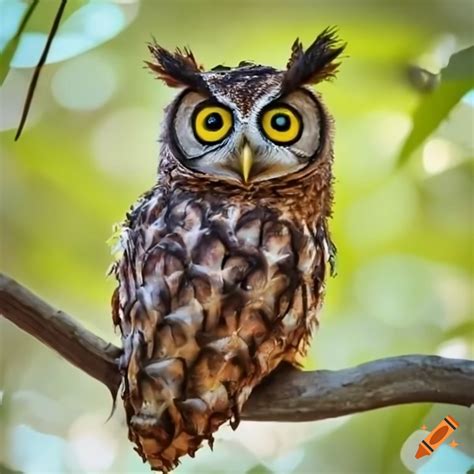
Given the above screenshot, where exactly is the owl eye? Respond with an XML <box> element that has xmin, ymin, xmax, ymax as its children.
<box><xmin>193</xmin><ymin>105</ymin><xmax>233</xmax><ymax>144</ymax></box>
<box><xmin>260</xmin><ymin>106</ymin><xmax>302</xmax><ymax>145</ymax></box>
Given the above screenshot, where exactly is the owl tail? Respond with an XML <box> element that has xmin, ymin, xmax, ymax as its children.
<box><xmin>123</xmin><ymin>324</ymin><xmax>295</xmax><ymax>472</ymax></box>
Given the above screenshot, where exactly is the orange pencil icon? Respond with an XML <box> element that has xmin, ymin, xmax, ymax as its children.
<box><xmin>415</xmin><ymin>415</ymin><xmax>459</xmax><ymax>459</ymax></box>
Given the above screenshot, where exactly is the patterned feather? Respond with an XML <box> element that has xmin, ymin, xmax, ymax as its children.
<box><xmin>113</xmin><ymin>154</ymin><xmax>333</xmax><ymax>471</ymax></box>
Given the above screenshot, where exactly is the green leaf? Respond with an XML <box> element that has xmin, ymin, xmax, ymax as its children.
<box><xmin>397</xmin><ymin>45</ymin><xmax>474</xmax><ymax>166</ymax></box>
<box><xmin>0</xmin><ymin>0</ymin><xmax>38</xmax><ymax>86</ymax></box>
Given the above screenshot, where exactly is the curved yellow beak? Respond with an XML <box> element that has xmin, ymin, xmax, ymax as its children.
<box><xmin>240</xmin><ymin>142</ymin><xmax>253</xmax><ymax>183</ymax></box>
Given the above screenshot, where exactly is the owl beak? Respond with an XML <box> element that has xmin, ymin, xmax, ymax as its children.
<box><xmin>239</xmin><ymin>142</ymin><xmax>253</xmax><ymax>183</ymax></box>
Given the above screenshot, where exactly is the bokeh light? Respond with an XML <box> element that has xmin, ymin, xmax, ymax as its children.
<box><xmin>51</xmin><ymin>53</ymin><xmax>118</xmax><ymax>111</ymax></box>
<box><xmin>10</xmin><ymin>2</ymin><xmax>139</xmax><ymax>68</ymax></box>
<box><xmin>91</xmin><ymin>107</ymin><xmax>158</xmax><ymax>182</ymax></box>
<box><xmin>422</xmin><ymin>138</ymin><xmax>458</xmax><ymax>175</ymax></box>
<box><xmin>0</xmin><ymin>0</ymin><xmax>27</xmax><ymax>51</ymax></box>
<box><xmin>10</xmin><ymin>425</ymin><xmax>66</xmax><ymax>473</ymax></box>
<box><xmin>437</xmin><ymin>338</ymin><xmax>470</xmax><ymax>359</ymax></box>
<box><xmin>67</xmin><ymin>414</ymin><xmax>118</xmax><ymax>471</ymax></box>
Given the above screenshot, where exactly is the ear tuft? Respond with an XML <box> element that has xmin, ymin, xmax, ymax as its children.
<box><xmin>286</xmin><ymin>38</ymin><xmax>304</xmax><ymax>69</ymax></box>
<box><xmin>146</xmin><ymin>41</ymin><xmax>207</xmax><ymax>90</ymax></box>
<box><xmin>282</xmin><ymin>27</ymin><xmax>346</xmax><ymax>94</ymax></box>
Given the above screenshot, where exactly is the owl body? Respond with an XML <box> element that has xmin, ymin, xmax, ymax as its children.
<box><xmin>113</xmin><ymin>30</ymin><xmax>344</xmax><ymax>472</ymax></box>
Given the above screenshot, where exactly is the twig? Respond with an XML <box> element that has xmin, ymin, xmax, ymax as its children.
<box><xmin>15</xmin><ymin>0</ymin><xmax>68</xmax><ymax>141</ymax></box>
<box><xmin>0</xmin><ymin>273</ymin><xmax>472</xmax><ymax>421</ymax></box>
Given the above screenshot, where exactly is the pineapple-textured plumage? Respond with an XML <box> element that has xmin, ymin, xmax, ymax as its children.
<box><xmin>112</xmin><ymin>28</ymin><xmax>344</xmax><ymax>472</ymax></box>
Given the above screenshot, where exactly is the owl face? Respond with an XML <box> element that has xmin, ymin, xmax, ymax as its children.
<box><xmin>148</xmin><ymin>29</ymin><xmax>344</xmax><ymax>185</ymax></box>
<box><xmin>169</xmin><ymin>84</ymin><xmax>324</xmax><ymax>183</ymax></box>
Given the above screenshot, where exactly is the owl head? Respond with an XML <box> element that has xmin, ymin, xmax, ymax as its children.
<box><xmin>147</xmin><ymin>28</ymin><xmax>345</xmax><ymax>186</ymax></box>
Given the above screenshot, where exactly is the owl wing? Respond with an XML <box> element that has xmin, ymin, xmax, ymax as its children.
<box><xmin>113</xmin><ymin>190</ymin><xmax>327</xmax><ymax>472</ymax></box>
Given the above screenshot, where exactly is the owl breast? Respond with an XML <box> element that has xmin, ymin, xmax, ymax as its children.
<box><xmin>114</xmin><ymin>186</ymin><xmax>328</xmax><ymax>472</ymax></box>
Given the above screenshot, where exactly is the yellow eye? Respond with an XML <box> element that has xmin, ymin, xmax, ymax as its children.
<box><xmin>193</xmin><ymin>105</ymin><xmax>233</xmax><ymax>144</ymax></box>
<box><xmin>261</xmin><ymin>106</ymin><xmax>302</xmax><ymax>144</ymax></box>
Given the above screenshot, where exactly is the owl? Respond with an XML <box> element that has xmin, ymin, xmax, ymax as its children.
<box><xmin>112</xmin><ymin>28</ymin><xmax>344</xmax><ymax>472</ymax></box>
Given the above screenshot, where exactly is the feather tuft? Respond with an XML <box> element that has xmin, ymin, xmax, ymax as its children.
<box><xmin>282</xmin><ymin>27</ymin><xmax>346</xmax><ymax>93</ymax></box>
<box><xmin>146</xmin><ymin>40</ymin><xmax>207</xmax><ymax>91</ymax></box>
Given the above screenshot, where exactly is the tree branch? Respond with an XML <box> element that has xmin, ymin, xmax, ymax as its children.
<box><xmin>0</xmin><ymin>273</ymin><xmax>121</xmax><ymax>398</ymax></box>
<box><xmin>1</xmin><ymin>273</ymin><xmax>472</xmax><ymax>422</ymax></box>
<box><xmin>243</xmin><ymin>356</ymin><xmax>473</xmax><ymax>421</ymax></box>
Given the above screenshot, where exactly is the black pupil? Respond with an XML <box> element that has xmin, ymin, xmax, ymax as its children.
<box><xmin>205</xmin><ymin>112</ymin><xmax>223</xmax><ymax>131</ymax></box>
<box><xmin>271</xmin><ymin>113</ymin><xmax>291</xmax><ymax>131</ymax></box>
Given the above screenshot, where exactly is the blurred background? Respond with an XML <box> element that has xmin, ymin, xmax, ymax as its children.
<box><xmin>0</xmin><ymin>0</ymin><xmax>473</xmax><ymax>473</ymax></box>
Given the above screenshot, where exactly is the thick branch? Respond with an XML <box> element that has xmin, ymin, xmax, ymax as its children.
<box><xmin>243</xmin><ymin>356</ymin><xmax>473</xmax><ymax>421</ymax></box>
<box><xmin>0</xmin><ymin>273</ymin><xmax>121</xmax><ymax>397</ymax></box>
<box><xmin>1</xmin><ymin>273</ymin><xmax>473</xmax><ymax>421</ymax></box>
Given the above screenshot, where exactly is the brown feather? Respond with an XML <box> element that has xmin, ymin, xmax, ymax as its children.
<box><xmin>146</xmin><ymin>41</ymin><xmax>207</xmax><ymax>91</ymax></box>
<box><xmin>282</xmin><ymin>27</ymin><xmax>346</xmax><ymax>94</ymax></box>
<box><xmin>113</xmin><ymin>151</ymin><xmax>333</xmax><ymax>471</ymax></box>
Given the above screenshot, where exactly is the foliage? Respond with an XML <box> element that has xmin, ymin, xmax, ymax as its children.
<box><xmin>398</xmin><ymin>46</ymin><xmax>474</xmax><ymax>165</ymax></box>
